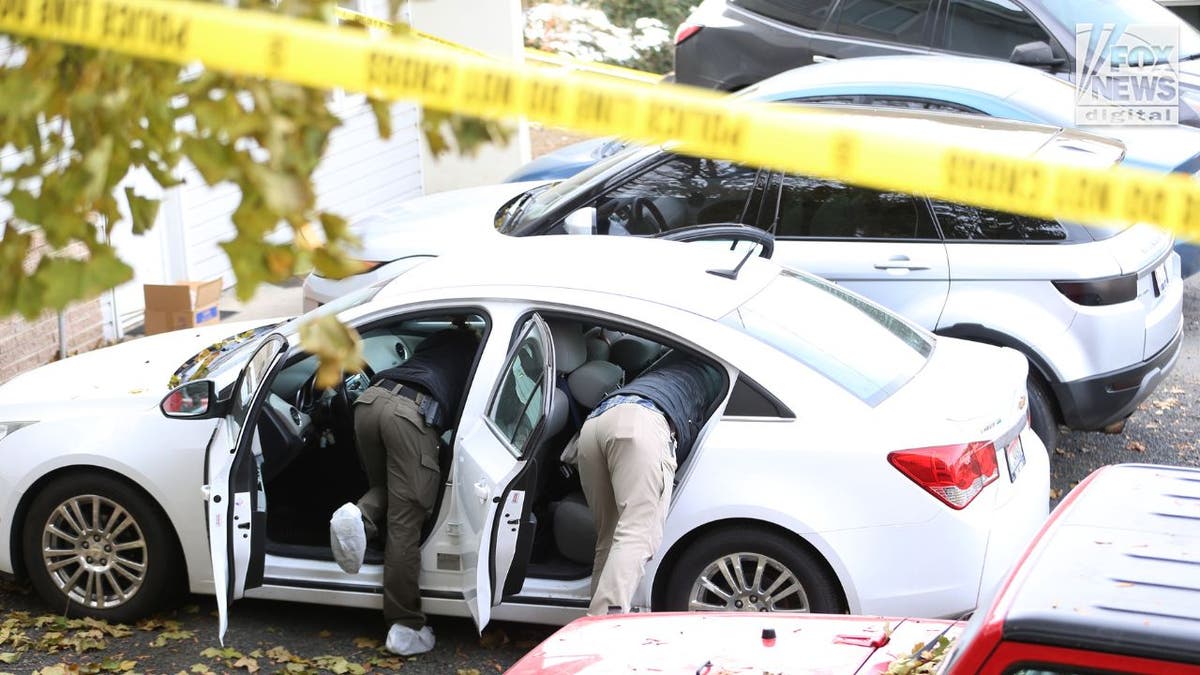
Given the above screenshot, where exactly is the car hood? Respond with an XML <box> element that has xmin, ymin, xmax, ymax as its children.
<box><xmin>351</xmin><ymin>181</ymin><xmax>546</xmax><ymax>261</ymax></box>
<box><xmin>0</xmin><ymin>319</ymin><xmax>279</xmax><ymax>414</ymax></box>
<box><xmin>506</xmin><ymin>613</ymin><xmax>961</xmax><ymax>674</ymax></box>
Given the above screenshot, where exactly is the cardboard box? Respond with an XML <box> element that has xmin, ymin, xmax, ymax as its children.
<box><xmin>143</xmin><ymin>279</ymin><xmax>222</xmax><ymax>335</ymax></box>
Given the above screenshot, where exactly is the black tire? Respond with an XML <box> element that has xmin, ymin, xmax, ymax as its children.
<box><xmin>1027</xmin><ymin>374</ymin><xmax>1059</xmax><ymax>454</ymax></box>
<box><xmin>664</xmin><ymin>527</ymin><xmax>844</xmax><ymax>614</ymax></box>
<box><xmin>22</xmin><ymin>473</ymin><xmax>182</xmax><ymax>622</ymax></box>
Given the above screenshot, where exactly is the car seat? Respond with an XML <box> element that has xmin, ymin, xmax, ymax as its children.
<box><xmin>609</xmin><ymin>335</ymin><xmax>662</xmax><ymax>378</ymax></box>
<box><xmin>548</xmin><ymin>358</ymin><xmax>625</xmax><ymax>567</ymax></box>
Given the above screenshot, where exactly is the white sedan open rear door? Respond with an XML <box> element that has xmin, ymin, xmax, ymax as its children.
<box><xmin>204</xmin><ymin>335</ymin><xmax>286</xmax><ymax>643</ymax></box>
<box><xmin>453</xmin><ymin>314</ymin><xmax>555</xmax><ymax>630</ymax></box>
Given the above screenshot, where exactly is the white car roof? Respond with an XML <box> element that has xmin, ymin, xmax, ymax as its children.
<box><xmin>372</xmin><ymin>235</ymin><xmax>780</xmax><ymax>320</ymax></box>
<box><xmin>742</xmin><ymin>54</ymin><xmax>1050</xmax><ymax>100</ymax></box>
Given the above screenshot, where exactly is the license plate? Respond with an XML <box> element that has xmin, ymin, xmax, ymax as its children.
<box><xmin>1005</xmin><ymin>437</ymin><xmax>1026</xmax><ymax>483</ymax></box>
<box><xmin>1153</xmin><ymin>262</ymin><xmax>1170</xmax><ymax>296</ymax></box>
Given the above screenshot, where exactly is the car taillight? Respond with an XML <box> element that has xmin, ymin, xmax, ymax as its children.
<box><xmin>1051</xmin><ymin>274</ymin><xmax>1136</xmax><ymax>306</ymax></box>
<box><xmin>889</xmin><ymin>441</ymin><xmax>999</xmax><ymax>510</ymax></box>
<box><xmin>675</xmin><ymin>23</ymin><xmax>702</xmax><ymax>45</ymax></box>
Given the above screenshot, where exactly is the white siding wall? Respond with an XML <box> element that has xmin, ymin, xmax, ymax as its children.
<box><xmin>177</xmin><ymin>100</ymin><xmax>423</xmax><ymax>288</ymax></box>
<box><xmin>102</xmin><ymin>99</ymin><xmax>423</xmax><ymax>331</ymax></box>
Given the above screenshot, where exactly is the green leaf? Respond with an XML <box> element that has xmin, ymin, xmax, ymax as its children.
<box><xmin>0</xmin><ymin>653</ymin><xmax>19</xmax><ymax>664</ymax></box>
<box><xmin>124</xmin><ymin>188</ymin><xmax>162</xmax><ymax>234</ymax></box>
<box><xmin>8</xmin><ymin>189</ymin><xmax>41</xmax><ymax>225</ymax></box>
<box><xmin>79</xmin><ymin>135</ymin><xmax>115</xmax><ymax>203</ymax></box>
<box><xmin>369</xmin><ymin>98</ymin><xmax>392</xmax><ymax>139</ymax></box>
<box><xmin>299</xmin><ymin>315</ymin><xmax>365</xmax><ymax>389</ymax></box>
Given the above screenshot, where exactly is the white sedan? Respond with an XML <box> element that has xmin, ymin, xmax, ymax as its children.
<box><xmin>0</xmin><ymin>237</ymin><xmax>1048</xmax><ymax>639</ymax></box>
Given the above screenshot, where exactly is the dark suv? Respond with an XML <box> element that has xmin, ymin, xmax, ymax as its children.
<box><xmin>674</xmin><ymin>0</ymin><xmax>1200</xmax><ymax>94</ymax></box>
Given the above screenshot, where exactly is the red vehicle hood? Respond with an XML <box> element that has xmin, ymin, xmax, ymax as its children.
<box><xmin>506</xmin><ymin>613</ymin><xmax>961</xmax><ymax>674</ymax></box>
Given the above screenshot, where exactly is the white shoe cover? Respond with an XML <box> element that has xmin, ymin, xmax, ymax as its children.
<box><xmin>329</xmin><ymin>502</ymin><xmax>366</xmax><ymax>574</ymax></box>
<box><xmin>385</xmin><ymin>623</ymin><xmax>435</xmax><ymax>656</ymax></box>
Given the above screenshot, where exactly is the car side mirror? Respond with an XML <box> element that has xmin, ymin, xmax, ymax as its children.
<box><xmin>563</xmin><ymin>207</ymin><xmax>597</xmax><ymax>236</ymax></box>
<box><xmin>160</xmin><ymin>380</ymin><xmax>221</xmax><ymax>419</ymax></box>
<box><xmin>1010</xmin><ymin>41</ymin><xmax>1065</xmax><ymax>70</ymax></box>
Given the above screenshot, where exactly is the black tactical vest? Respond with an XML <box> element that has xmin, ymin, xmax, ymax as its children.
<box><xmin>373</xmin><ymin>328</ymin><xmax>479</xmax><ymax>417</ymax></box>
<box><xmin>611</xmin><ymin>355</ymin><xmax>722</xmax><ymax>460</ymax></box>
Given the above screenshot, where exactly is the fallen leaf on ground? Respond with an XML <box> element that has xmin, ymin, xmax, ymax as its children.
<box><xmin>1049</xmin><ymin>488</ymin><xmax>1062</xmax><ymax>500</ymax></box>
<box><xmin>318</xmin><ymin>630</ymin><xmax>332</xmax><ymax>639</ymax></box>
<box><xmin>1126</xmin><ymin>440</ymin><xmax>1147</xmax><ymax>453</ymax></box>
<box><xmin>479</xmin><ymin>627</ymin><xmax>509</xmax><ymax>649</ymax></box>
<box><xmin>231</xmin><ymin>656</ymin><xmax>259</xmax><ymax>673</ymax></box>
<box><xmin>352</xmin><ymin>636</ymin><xmax>379</xmax><ymax>650</ymax></box>
<box><xmin>149</xmin><ymin>630</ymin><xmax>194</xmax><ymax>647</ymax></box>
<box><xmin>265</xmin><ymin>646</ymin><xmax>299</xmax><ymax>663</ymax></box>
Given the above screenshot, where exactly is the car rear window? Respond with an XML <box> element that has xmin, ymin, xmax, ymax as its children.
<box><xmin>724</xmin><ymin>270</ymin><xmax>933</xmax><ymax>405</ymax></box>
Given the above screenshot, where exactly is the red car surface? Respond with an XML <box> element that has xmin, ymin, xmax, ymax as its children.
<box><xmin>508</xmin><ymin>464</ymin><xmax>1200</xmax><ymax>674</ymax></box>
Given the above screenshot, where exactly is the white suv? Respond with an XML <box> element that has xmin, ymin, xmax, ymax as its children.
<box><xmin>304</xmin><ymin>109</ymin><xmax>1183</xmax><ymax>451</ymax></box>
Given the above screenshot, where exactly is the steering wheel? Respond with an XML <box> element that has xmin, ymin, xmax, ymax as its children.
<box><xmin>632</xmin><ymin>197</ymin><xmax>668</xmax><ymax>235</ymax></box>
<box><xmin>296</xmin><ymin>363</ymin><xmax>375</xmax><ymax>419</ymax></box>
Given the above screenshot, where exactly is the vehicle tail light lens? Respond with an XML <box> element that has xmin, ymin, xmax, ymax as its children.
<box><xmin>889</xmin><ymin>441</ymin><xmax>999</xmax><ymax>510</ymax></box>
<box><xmin>1052</xmin><ymin>274</ymin><xmax>1136</xmax><ymax>306</ymax></box>
<box><xmin>675</xmin><ymin>23</ymin><xmax>702</xmax><ymax>45</ymax></box>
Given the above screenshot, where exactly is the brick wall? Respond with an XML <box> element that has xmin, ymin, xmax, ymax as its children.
<box><xmin>0</xmin><ymin>236</ymin><xmax>109</xmax><ymax>384</ymax></box>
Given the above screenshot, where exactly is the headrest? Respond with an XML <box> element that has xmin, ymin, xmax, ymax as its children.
<box><xmin>585</xmin><ymin>336</ymin><xmax>610</xmax><ymax>362</ymax></box>
<box><xmin>548</xmin><ymin>320</ymin><xmax>587</xmax><ymax>374</ymax></box>
<box><xmin>609</xmin><ymin>336</ymin><xmax>661</xmax><ymax>376</ymax></box>
<box><xmin>544</xmin><ymin>385</ymin><xmax>569</xmax><ymax>439</ymax></box>
<box><xmin>568</xmin><ymin>360</ymin><xmax>625</xmax><ymax>409</ymax></box>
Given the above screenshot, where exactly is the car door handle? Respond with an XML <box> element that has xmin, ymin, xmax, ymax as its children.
<box><xmin>812</xmin><ymin>54</ymin><xmax>838</xmax><ymax>63</ymax></box>
<box><xmin>473</xmin><ymin>480</ymin><xmax>491</xmax><ymax>504</ymax></box>
<box><xmin>874</xmin><ymin>256</ymin><xmax>930</xmax><ymax>271</ymax></box>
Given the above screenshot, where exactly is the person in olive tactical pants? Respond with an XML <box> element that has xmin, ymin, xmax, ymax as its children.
<box><xmin>329</xmin><ymin>325</ymin><xmax>478</xmax><ymax>656</ymax></box>
<box><xmin>574</xmin><ymin>351</ymin><xmax>721</xmax><ymax>616</ymax></box>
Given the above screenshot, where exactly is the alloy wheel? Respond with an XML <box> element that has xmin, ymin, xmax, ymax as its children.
<box><xmin>687</xmin><ymin>551</ymin><xmax>811</xmax><ymax>612</ymax></box>
<box><xmin>40</xmin><ymin>494</ymin><xmax>148</xmax><ymax>610</ymax></box>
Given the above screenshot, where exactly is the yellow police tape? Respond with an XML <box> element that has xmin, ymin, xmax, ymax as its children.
<box><xmin>3</xmin><ymin>0</ymin><xmax>1200</xmax><ymax>240</ymax></box>
<box><xmin>334</xmin><ymin>7</ymin><xmax>661</xmax><ymax>84</ymax></box>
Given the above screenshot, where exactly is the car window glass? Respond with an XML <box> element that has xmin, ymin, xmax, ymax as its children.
<box><xmin>931</xmin><ymin>200</ymin><xmax>1067</xmax><ymax>240</ymax></box>
<box><xmin>773</xmin><ymin>175</ymin><xmax>937</xmax><ymax>239</ymax></box>
<box><xmin>730</xmin><ymin>0</ymin><xmax>836</xmax><ymax>30</ymax></box>
<box><xmin>725</xmin><ymin>270</ymin><xmax>933</xmax><ymax>405</ymax></box>
<box><xmin>593</xmin><ymin>155</ymin><xmax>763</xmax><ymax>235</ymax></box>
<box><xmin>864</xmin><ymin>96</ymin><xmax>980</xmax><ymax>114</ymax></box>
<box><xmin>832</xmin><ymin>0</ymin><xmax>935</xmax><ymax>46</ymax></box>
<box><xmin>500</xmin><ymin>144</ymin><xmax>651</xmax><ymax>234</ymax></box>
<box><xmin>791</xmin><ymin>95</ymin><xmax>862</xmax><ymax>106</ymax></box>
<box><xmin>944</xmin><ymin>0</ymin><xmax>1052</xmax><ymax>59</ymax></box>
<box><xmin>488</xmin><ymin>324</ymin><xmax>548</xmax><ymax>454</ymax></box>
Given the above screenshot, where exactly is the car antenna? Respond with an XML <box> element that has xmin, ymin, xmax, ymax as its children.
<box><xmin>707</xmin><ymin>243</ymin><xmax>757</xmax><ymax>280</ymax></box>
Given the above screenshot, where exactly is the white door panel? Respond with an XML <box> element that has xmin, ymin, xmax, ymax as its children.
<box><xmin>204</xmin><ymin>335</ymin><xmax>286</xmax><ymax>644</ymax></box>
<box><xmin>454</xmin><ymin>314</ymin><xmax>555</xmax><ymax>630</ymax></box>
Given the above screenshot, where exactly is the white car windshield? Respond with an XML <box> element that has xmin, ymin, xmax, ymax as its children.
<box><xmin>725</xmin><ymin>270</ymin><xmax>933</xmax><ymax>405</ymax></box>
<box><xmin>170</xmin><ymin>284</ymin><xmax>386</xmax><ymax>390</ymax></box>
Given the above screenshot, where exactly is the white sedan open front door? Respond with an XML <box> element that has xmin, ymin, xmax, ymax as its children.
<box><xmin>204</xmin><ymin>334</ymin><xmax>286</xmax><ymax>643</ymax></box>
<box><xmin>452</xmin><ymin>314</ymin><xmax>555</xmax><ymax>630</ymax></box>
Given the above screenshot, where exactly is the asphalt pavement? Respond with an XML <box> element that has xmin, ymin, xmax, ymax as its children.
<box><xmin>2</xmin><ymin>276</ymin><xmax>1198</xmax><ymax>674</ymax></box>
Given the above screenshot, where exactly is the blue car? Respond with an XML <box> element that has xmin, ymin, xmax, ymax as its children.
<box><xmin>509</xmin><ymin>54</ymin><xmax>1200</xmax><ymax>275</ymax></box>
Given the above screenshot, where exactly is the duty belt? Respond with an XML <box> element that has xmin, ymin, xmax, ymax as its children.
<box><xmin>375</xmin><ymin>379</ymin><xmax>444</xmax><ymax>430</ymax></box>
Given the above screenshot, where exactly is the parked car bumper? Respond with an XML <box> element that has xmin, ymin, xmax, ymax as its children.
<box><xmin>824</xmin><ymin>427</ymin><xmax>1049</xmax><ymax>618</ymax></box>
<box><xmin>1055</xmin><ymin>325</ymin><xmax>1183</xmax><ymax>431</ymax></box>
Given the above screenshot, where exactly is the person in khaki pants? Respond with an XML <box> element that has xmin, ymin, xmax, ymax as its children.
<box><xmin>329</xmin><ymin>325</ymin><xmax>479</xmax><ymax>656</ymax></box>
<box><xmin>574</xmin><ymin>352</ymin><xmax>721</xmax><ymax>615</ymax></box>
